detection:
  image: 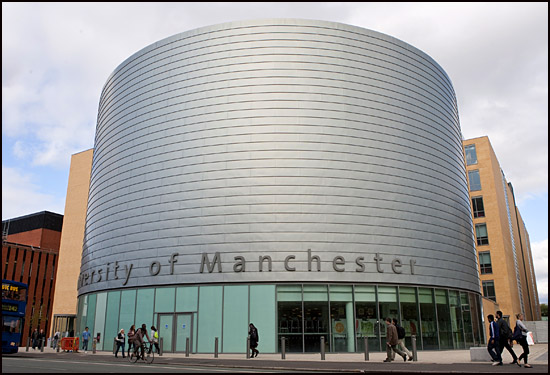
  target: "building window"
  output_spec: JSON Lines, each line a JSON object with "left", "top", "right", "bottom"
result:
{"left": 464, "top": 144, "right": 478, "bottom": 165}
{"left": 479, "top": 251, "right": 492, "bottom": 274}
{"left": 475, "top": 224, "right": 489, "bottom": 246}
{"left": 471, "top": 196, "right": 485, "bottom": 218}
{"left": 482, "top": 280, "right": 496, "bottom": 302}
{"left": 468, "top": 170, "right": 481, "bottom": 191}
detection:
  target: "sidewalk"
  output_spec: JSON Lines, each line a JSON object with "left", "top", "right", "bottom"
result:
{"left": 29, "top": 343, "right": 548, "bottom": 364}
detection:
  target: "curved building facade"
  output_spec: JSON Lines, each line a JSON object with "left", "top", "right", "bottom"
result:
{"left": 77, "top": 19, "right": 483, "bottom": 353}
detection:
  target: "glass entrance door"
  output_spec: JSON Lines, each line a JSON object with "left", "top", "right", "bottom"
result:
{"left": 158, "top": 313, "right": 193, "bottom": 353}
{"left": 175, "top": 314, "right": 193, "bottom": 352}
{"left": 158, "top": 314, "right": 174, "bottom": 352}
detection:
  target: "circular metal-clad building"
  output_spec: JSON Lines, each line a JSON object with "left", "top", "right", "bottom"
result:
{"left": 77, "top": 19, "right": 482, "bottom": 353}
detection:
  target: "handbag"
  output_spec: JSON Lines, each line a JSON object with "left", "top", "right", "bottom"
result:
{"left": 512, "top": 325, "right": 522, "bottom": 341}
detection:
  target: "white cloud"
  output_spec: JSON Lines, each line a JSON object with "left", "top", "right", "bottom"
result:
{"left": 530, "top": 239, "right": 548, "bottom": 304}
{"left": 1, "top": 166, "right": 66, "bottom": 219}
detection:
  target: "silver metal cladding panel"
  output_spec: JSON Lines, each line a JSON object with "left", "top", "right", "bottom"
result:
{"left": 79, "top": 19, "right": 479, "bottom": 296}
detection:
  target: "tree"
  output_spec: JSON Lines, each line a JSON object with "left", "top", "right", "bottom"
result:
{"left": 541, "top": 303, "right": 548, "bottom": 318}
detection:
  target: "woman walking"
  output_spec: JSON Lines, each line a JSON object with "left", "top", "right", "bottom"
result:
{"left": 127, "top": 325, "right": 136, "bottom": 356}
{"left": 515, "top": 313, "right": 532, "bottom": 368}
{"left": 115, "top": 329, "right": 125, "bottom": 358}
{"left": 248, "top": 323, "right": 259, "bottom": 358}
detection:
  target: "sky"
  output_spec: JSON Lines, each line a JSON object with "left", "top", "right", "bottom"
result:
{"left": 2, "top": 3, "right": 548, "bottom": 304}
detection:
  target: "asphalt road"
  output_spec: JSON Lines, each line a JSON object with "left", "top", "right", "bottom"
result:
{"left": 1, "top": 356, "right": 308, "bottom": 373}
{"left": 3, "top": 351, "right": 548, "bottom": 373}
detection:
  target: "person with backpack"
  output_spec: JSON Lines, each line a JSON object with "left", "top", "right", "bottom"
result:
{"left": 248, "top": 323, "right": 259, "bottom": 358}
{"left": 383, "top": 317, "right": 407, "bottom": 362}
{"left": 149, "top": 326, "right": 160, "bottom": 354}
{"left": 487, "top": 314, "right": 502, "bottom": 366}
{"left": 496, "top": 311, "right": 518, "bottom": 365}
{"left": 391, "top": 318, "right": 413, "bottom": 361}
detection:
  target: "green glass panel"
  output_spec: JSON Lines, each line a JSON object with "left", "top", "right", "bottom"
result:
{"left": 94, "top": 292, "right": 107, "bottom": 350}
{"left": 399, "top": 287, "right": 419, "bottom": 349}
{"left": 176, "top": 286, "right": 198, "bottom": 312}
{"left": 222, "top": 285, "right": 248, "bottom": 353}
{"left": 436, "top": 289, "right": 452, "bottom": 349}
{"left": 303, "top": 285, "right": 327, "bottom": 302}
{"left": 329, "top": 285, "right": 352, "bottom": 302}
{"left": 119, "top": 290, "right": 136, "bottom": 333}
{"left": 250, "top": 285, "right": 276, "bottom": 353}
{"left": 78, "top": 296, "right": 87, "bottom": 336}
{"left": 155, "top": 287, "right": 175, "bottom": 313}
{"left": 104, "top": 291, "right": 121, "bottom": 353}
{"left": 355, "top": 286, "right": 379, "bottom": 352}
{"left": 197, "top": 286, "right": 222, "bottom": 352}
{"left": 277, "top": 285, "right": 302, "bottom": 301}
{"left": 85, "top": 293, "right": 97, "bottom": 340}
{"left": 418, "top": 288, "right": 437, "bottom": 350}
{"left": 354, "top": 285, "right": 376, "bottom": 302}
{"left": 135, "top": 288, "right": 154, "bottom": 328}
{"left": 377, "top": 286, "right": 397, "bottom": 302}
{"left": 461, "top": 292, "right": 474, "bottom": 347}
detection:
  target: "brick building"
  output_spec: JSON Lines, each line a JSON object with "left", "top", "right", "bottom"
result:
{"left": 2, "top": 211, "right": 63, "bottom": 346}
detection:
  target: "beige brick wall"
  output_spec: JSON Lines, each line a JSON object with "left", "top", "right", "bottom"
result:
{"left": 464, "top": 136, "right": 540, "bottom": 331}
{"left": 50, "top": 149, "right": 93, "bottom": 320}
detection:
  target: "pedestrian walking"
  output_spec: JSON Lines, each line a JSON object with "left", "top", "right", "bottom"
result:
{"left": 496, "top": 311, "right": 518, "bottom": 364}
{"left": 127, "top": 325, "right": 136, "bottom": 355}
{"left": 53, "top": 330, "right": 60, "bottom": 349}
{"left": 115, "top": 329, "right": 125, "bottom": 358}
{"left": 249, "top": 323, "right": 259, "bottom": 358}
{"left": 487, "top": 314, "right": 502, "bottom": 366}
{"left": 38, "top": 329, "right": 46, "bottom": 350}
{"left": 391, "top": 318, "right": 412, "bottom": 361}
{"left": 383, "top": 317, "right": 407, "bottom": 362}
{"left": 514, "top": 313, "right": 532, "bottom": 368}
{"left": 82, "top": 327, "right": 91, "bottom": 353}
{"left": 31, "top": 328, "right": 39, "bottom": 350}
{"left": 149, "top": 326, "right": 160, "bottom": 354}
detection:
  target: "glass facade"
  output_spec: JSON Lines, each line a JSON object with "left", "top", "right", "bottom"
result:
{"left": 76, "top": 284, "right": 483, "bottom": 353}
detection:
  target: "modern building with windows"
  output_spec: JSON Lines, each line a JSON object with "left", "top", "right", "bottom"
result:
{"left": 2, "top": 211, "right": 63, "bottom": 346}
{"left": 463, "top": 136, "right": 541, "bottom": 334}
{"left": 73, "top": 19, "right": 485, "bottom": 353}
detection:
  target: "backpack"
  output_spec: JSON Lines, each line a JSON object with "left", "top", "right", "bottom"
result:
{"left": 502, "top": 323, "right": 513, "bottom": 339}
{"left": 397, "top": 325, "right": 406, "bottom": 339}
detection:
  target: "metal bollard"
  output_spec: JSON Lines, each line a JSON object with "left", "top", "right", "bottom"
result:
{"left": 113, "top": 338, "right": 116, "bottom": 354}
{"left": 281, "top": 337, "right": 286, "bottom": 360}
{"left": 40, "top": 338, "right": 45, "bottom": 352}
{"left": 57, "top": 341, "right": 60, "bottom": 352}
{"left": 26, "top": 337, "right": 30, "bottom": 352}
{"left": 364, "top": 336, "right": 369, "bottom": 361}
{"left": 320, "top": 336, "right": 325, "bottom": 360}
{"left": 411, "top": 335, "right": 417, "bottom": 361}
{"left": 92, "top": 338, "right": 97, "bottom": 354}
{"left": 246, "top": 335, "right": 250, "bottom": 359}
{"left": 159, "top": 337, "right": 163, "bottom": 356}
{"left": 214, "top": 337, "right": 219, "bottom": 358}
{"left": 185, "top": 337, "right": 190, "bottom": 357}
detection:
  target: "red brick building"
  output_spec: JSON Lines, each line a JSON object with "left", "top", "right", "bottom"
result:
{"left": 2, "top": 211, "right": 63, "bottom": 346}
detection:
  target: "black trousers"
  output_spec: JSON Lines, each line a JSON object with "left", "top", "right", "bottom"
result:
{"left": 517, "top": 336, "right": 530, "bottom": 364}
{"left": 498, "top": 337, "right": 517, "bottom": 361}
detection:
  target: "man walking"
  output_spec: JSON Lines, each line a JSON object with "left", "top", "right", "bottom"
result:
{"left": 383, "top": 317, "right": 407, "bottom": 362}
{"left": 496, "top": 311, "right": 518, "bottom": 364}
{"left": 487, "top": 314, "right": 502, "bottom": 366}
{"left": 391, "top": 318, "right": 413, "bottom": 361}
{"left": 82, "top": 327, "right": 91, "bottom": 353}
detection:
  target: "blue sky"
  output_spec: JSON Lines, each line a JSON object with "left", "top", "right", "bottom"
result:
{"left": 2, "top": 2, "right": 547, "bottom": 303}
